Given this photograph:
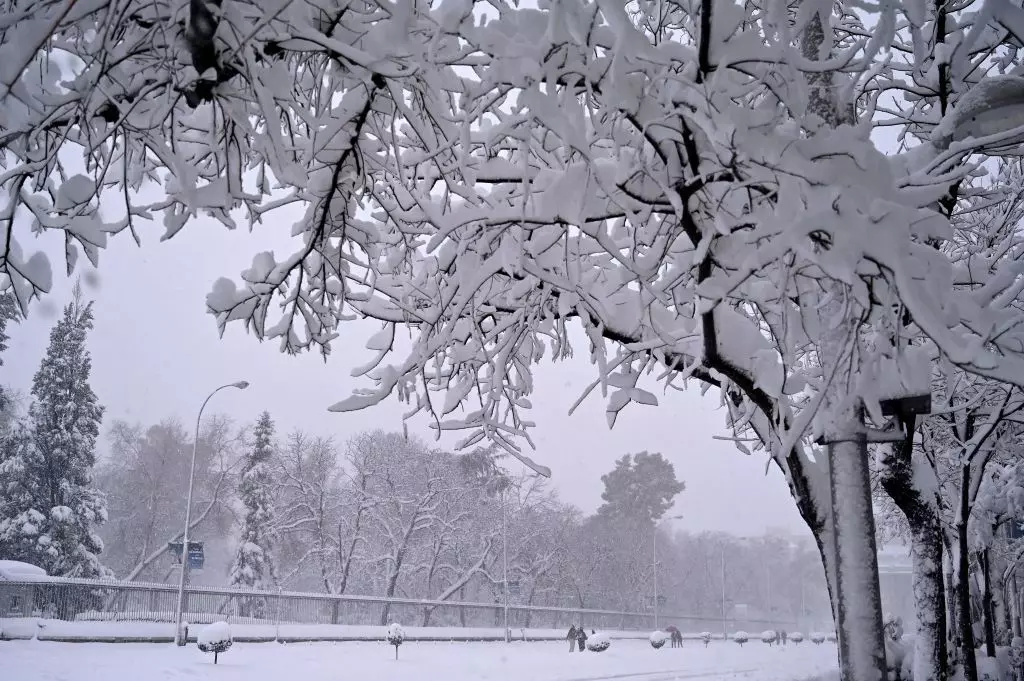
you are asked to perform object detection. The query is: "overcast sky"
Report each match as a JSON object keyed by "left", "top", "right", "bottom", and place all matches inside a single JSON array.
[{"left": 6, "top": 206, "right": 810, "bottom": 539}]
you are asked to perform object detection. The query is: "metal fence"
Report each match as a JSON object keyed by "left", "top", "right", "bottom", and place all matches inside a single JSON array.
[{"left": 0, "top": 577, "right": 795, "bottom": 636}]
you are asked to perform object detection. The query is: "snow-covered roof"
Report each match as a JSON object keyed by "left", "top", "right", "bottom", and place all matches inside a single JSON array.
[{"left": 0, "top": 560, "right": 49, "bottom": 581}]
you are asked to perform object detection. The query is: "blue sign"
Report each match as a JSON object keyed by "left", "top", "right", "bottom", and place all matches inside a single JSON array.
[{"left": 168, "top": 541, "right": 205, "bottom": 570}]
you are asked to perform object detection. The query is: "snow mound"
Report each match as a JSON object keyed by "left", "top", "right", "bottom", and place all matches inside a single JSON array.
[
  {"left": 649, "top": 630, "right": 668, "bottom": 649},
  {"left": 586, "top": 631, "right": 611, "bottom": 652},
  {"left": 0, "top": 560, "right": 48, "bottom": 580},
  {"left": 733, "top": 630, "right": 749, "bottom": 644},
  {"left": 197, "top": 621, "right": 232, "bottom": 650}
]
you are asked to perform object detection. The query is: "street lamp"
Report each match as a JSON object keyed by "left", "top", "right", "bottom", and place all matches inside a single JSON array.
[
  {"left": 653, "top": 514, "right": 684, "bottom": 630},
  {"left": 174, "top": 380, "right": 249, "bottom": 646}
]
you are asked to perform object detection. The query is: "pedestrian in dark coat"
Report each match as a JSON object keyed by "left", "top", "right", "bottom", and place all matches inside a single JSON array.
[
  {"left": 576, "top": 627, "right": 588, "bottom": 652},
  {"left": 567, "top": 625, "right": 578, "bottom": 652}
]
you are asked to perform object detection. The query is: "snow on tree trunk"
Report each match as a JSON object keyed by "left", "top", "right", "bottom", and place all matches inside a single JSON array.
[
  {"left": 911, "top": 522, "right": 948, "bottom": 681},
  {"left": 879, "top": 432, "right": 949, "bottom": 681},
  {"left": 828, "top": 419, "right": 888, "bottom": 681}
]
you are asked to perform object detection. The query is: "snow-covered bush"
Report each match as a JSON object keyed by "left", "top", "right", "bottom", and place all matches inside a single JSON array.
[
  {"left": 587, "top": 631, "right": 611, "bottom": 652},
  {"left": 733, "top": 631, "right": 749, "bottom": 646},
  {"left": 197, "top": 621, "right": 232, "bottom": 664},
  {"left": 790, "top": 632, "right": 804, "bottom": 644},
  {"left": 811, "top": 632, "right": 827, "bottom": 645},
  {"left": 701, "top": 632, "right": 713, "bottom": 647},
  {"left": 649, "top": 631, "right": 668, "bottom": 649},
  {"left": 827, "top": 632, "right": 838, "bottom": 643},
  {"left": 761, "top": 630, "right": 777, "bottom": 645},
  {"left": 387, "top": 623, "right": 405, "bottom": 659}
]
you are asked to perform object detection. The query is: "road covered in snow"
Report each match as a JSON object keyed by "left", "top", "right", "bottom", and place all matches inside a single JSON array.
[{"left": 4, "top": 637, "right": 838, "bottom": 681}]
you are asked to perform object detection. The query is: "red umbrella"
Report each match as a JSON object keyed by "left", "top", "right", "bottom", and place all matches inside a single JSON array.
[{"left": 664, "top": 625, "right": 680, "bottom": 633}]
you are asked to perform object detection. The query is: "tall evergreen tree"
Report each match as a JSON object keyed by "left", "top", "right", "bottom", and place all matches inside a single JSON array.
[
  {"left": 0, "top": 285, "right": 110, "bottom": 577},
  {"left": 229, "top": 411, "right": 277, "bottom": 590}
]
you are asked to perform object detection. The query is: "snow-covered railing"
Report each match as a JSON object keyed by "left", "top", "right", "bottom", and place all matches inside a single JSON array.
[{"left": 0, "top": 577, "right": 794, "bottom": 633}]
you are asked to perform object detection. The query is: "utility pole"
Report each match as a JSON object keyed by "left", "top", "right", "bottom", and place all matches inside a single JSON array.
[
  {"left": 502, "top": 487, "right": 509, "bottom": 644},
  {"left": 653, "top": 526, "right": 659, "bottom": 630}
]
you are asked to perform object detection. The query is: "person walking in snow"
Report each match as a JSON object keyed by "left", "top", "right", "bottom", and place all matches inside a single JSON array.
[
  {"left": 781, "top": 630, "right": 788, "bottom": 645},
  {"left": 567, "top": 625, "right": 578, "bottom": 652},
  {"left": 576, "top": 627, "right": 588, "bottom": 653}
]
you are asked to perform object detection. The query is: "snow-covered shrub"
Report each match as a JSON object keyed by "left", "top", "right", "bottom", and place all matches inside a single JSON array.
[
  {"left": 197, "top": 621, "right": 232, "bottom": 664},
  {"left": 649, "top": 630, "right": 668, "bottom": 649},
  {"left": 827, "top": 631, "right": 838, "bottom": 643},
  {"left": 761, "top": 629, "right": 777, "bottom": 645},
  {"left": 811, "top": 632, "right": 827, "bottom": 645},
  {"left": 733, "top": 631, "right": 749, "bottom": 646},
  {"left": 701, "top": 632, "right": 713, "bottom": 647},
  {"left": 587, "top": 631, "right": 611, "bottom": 652},
  {"left": 790, "top": 632, "right": 804, "bottom": 644},
  {"left": 387, "top": 623, "right": 405, "bottom": 659}
]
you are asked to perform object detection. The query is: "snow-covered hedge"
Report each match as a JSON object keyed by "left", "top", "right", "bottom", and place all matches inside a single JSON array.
[
  {"left": 810, "top": 632, "right": 827, "bottom": 644},
  {"left": 761, "top": 629, "right": 777, "bottom": 644},
  {"left": 733, "top": 631, "right": 749, "bottom": 646},
  {"left": 197, "top": 621, "right": 232, "bottom": 664},
  {"left": 649, "top": 630, "right": 668, "bottom": 649},
  {"left": 827, "top": 632, "right": 838, "bottom": 643},
  {"left": 587, "top": 631, "right": 611, "bottom": 652},
  {"left": 790, "top": 631, "right": 804, "bottom": 644}
]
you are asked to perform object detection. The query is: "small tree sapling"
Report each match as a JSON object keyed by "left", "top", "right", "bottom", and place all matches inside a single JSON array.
[
  {"left": 197, "top": 621, "right": 232, "bottom": 664},
  {"left": 387, "top": 623, "right": 405, "bottom": 660}
]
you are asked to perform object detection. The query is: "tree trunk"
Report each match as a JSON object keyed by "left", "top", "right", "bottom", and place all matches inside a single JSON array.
[
  {"left": 946, "top": 547, "right": 959, "bottom": 667},
  {"left": 879, "top": 430, "right": 948, "bottom": 681},
  {"left": 826, "top": 402, "right": 887, "bottom": 681},
  {"left": 981, "top": 549, "right": 996, "bottom": 658},
  {"left": 957, "top": 470, "right": 980, "bottom": 681}
]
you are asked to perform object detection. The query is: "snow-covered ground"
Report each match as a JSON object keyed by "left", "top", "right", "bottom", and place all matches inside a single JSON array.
[{"left": 4, "top": 637, "right": 839, "bottom": 681}]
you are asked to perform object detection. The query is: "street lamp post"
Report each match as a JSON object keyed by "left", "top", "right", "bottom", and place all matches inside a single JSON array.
[
  {"left": 502, "top": 486, "right": 509, "bottom": 644},
  {"left": 173, "top": 381, "right": 249, "bottom": 646},
  {"left": 721, "top": 544, "right": 728, "bottom": 640},
  {"left": 653, "top": 514, "right": 684, "bottom": 630}
]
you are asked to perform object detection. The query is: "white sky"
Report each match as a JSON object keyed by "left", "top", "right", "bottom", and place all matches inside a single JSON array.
[{"left": 5, "top": 210, "right": 810, "bottom": 538}]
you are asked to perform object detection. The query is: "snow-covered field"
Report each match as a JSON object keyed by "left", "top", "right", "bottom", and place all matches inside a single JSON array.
[{"left": 3, "top": 638, "right": 839, "bottom": 681}]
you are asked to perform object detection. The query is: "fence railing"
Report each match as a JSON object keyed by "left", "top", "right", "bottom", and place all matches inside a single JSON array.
[{"left": 0, "top": 576, "right": 796, "bottom": 635}]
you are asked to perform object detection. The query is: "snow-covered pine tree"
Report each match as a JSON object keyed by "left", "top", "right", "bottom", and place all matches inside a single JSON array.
[
  {"left": 0, "top": 285, "right": 109, "bottom": 578},
  {"left": 229, "top": 411, "right": 277, "bottom": 592}
]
